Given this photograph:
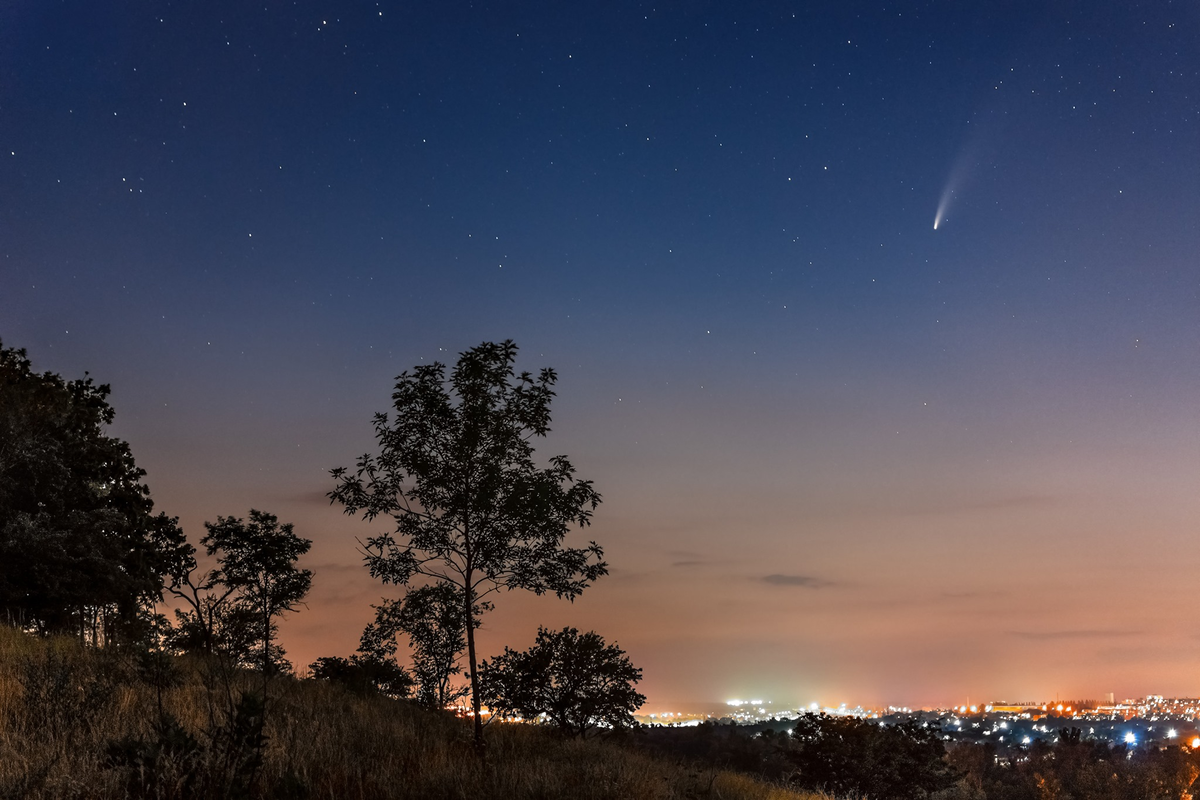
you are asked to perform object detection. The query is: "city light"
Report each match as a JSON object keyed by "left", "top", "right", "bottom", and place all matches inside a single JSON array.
[
  {"left": 726, "top": 698, "right": 770, "bottom": 709},
  {"left": 638, "top": 694, "right": 1200, "bottom": 745}
]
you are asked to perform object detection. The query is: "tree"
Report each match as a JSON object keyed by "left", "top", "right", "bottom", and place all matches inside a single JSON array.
[
  {"left": 168, "top": 510, "right": 312, "bottom": 673},
  {"left": 329, "top": 340, "right": 606, "bottom": 750},
  {"left": 0, "top": 341, "right": 188, "bottom": 643},
  {"left": 479, "top": 626, "right": 645, "bottom": 738},
  {"left": 363, "top": 583, "right": 485, "bottom": 709}
]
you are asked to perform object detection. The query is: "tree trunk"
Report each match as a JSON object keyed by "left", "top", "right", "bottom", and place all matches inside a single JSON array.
[
  {"left": 464, "top": 579, "right": 484, "bottom": 754},
  {"left": 263, "top": 595, "right": 271, "bottom": 675}
]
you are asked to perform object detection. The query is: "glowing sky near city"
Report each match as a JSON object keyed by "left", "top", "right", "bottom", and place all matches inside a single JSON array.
[{"left": 3, "top": 1, "right": 1200, "bottom": 710}]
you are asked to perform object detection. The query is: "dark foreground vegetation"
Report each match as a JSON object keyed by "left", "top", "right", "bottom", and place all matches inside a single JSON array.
[
  {"left": 0, "top": 627, "right": 817, "bottom": 800},
  {"left": 3, "top": 625, "right": 1196, "bottom": 800},
  {"left": 639, "top": 717, "right": 1200, "bottom": 800}
]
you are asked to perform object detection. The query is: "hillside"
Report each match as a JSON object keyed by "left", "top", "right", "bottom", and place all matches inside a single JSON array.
[{"left": 0, "top": 628, "right": 818, "bottom": 800}]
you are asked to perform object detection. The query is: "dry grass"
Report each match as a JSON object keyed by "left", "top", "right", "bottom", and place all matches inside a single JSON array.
[{"left": 0, "top": 628, "right": 827, "bottom": 800}]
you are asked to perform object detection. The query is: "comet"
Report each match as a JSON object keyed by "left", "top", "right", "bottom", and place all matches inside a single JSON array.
[
  {"left": 933, "top": 138, "right": 978, "bottom": 231},
  {"left": 933, "top": 186, "right": 952, "bottom": 230}
]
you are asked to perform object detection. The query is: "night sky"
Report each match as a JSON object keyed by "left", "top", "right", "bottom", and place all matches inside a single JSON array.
[{"left": 4, "top": 1, "right": 1200, "bottom": 710}]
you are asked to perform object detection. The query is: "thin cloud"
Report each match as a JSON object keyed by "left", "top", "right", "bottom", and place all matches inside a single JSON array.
[
  {"left": 604, "top": 566, "right": 652, "bottom": 585},
  {"left": 901, "top": 493, "right": 1060, "bottom": 517},
  {"left": 668, "top": 549, "right": 705, "bottom": 560},
  {"left": 941, "top": 590, "right": 1007, "bottom": 600},
  {"left": 1007, "top": 629, "right": 1142, "bottom": 641},
  {"left": 292, "top": 488, "right": 335, "bottom": 506},
  {"left": 761, "top": 574, "right": 833, "bottom": 589}
]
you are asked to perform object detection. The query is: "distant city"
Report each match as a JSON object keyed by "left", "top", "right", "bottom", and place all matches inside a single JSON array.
[{"left": 636, "top": 696, "right": 1200, "bottom": 749}]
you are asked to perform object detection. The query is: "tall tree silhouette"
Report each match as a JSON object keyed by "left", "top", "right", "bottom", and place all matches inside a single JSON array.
[
  {"left": 0, "top": 341, "right": 186, "bottom": 643},
  {"left": 330, "top": 340, "right": 606, "bottom": 750}
]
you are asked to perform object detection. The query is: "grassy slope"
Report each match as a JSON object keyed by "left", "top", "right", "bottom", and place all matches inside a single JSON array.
[{"left": 0, "top": 628, "right": 822, "bottom": 800}]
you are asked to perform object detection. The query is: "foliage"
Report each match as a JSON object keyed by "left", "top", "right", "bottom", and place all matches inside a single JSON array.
[
  {"left": 636, "top": 715, "right": 957, "bottom": 799},
  {"left": 636, "top": 717, "right": 1199, "bottom": 799},
  {"left": 636, "top": 721, "right": 799, "bottom": 779},
  {"left": 104, "top": 711, "right": 206, "bottom": 800},
  {"left": 946, "top": 729, "right": 1200, "bottom": 800},
  {"left": 167, "top": 510, "right": 312, "bottom": 673},
  {"left": 169, "top": 600, "right": 264, "bottom": 668},
  {"left": 104, "top": 689, "right": 266, "bottom": 800},
  {"left": 0, "top": 341, "right": 188, "bottom": 643},
  {"left": 12, "top": 638, "right": 123, "bottom": 745},
  {"left": 329, "top": 340, "right": 607, "bottom": 748},
  {"left": 480, "top": 626, "right": 645, "bottom": 738},
  {"left": 787, "top": 714, "right": 956, "bottom": 799},
  {"left": 308, "top": 654, "right": 414, "bottom": 698},
  {"left": 362, "top": 583, "right": 483, "bottom": 709}
]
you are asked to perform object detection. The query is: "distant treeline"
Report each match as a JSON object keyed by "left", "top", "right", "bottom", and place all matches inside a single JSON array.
[{"left": 635, "top": 716, "right": 1200, "bottom": 800}]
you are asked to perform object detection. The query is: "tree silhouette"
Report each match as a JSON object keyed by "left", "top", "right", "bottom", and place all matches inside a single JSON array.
[
  {"left": 168, "top": 510, "right": 312, "bottom": 673},
  {"left": 0, "top": 341, "right": 187, "bottom": 643},
  {"left": 479, "top": 626, "right": 645, "bottom": 738},
  {"left": 329, "top": 340, "right": 606, "bottom": 750}
]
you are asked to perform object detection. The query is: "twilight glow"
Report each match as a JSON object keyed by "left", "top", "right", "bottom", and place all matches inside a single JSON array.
[{"left": 3, "top": 1, "right": 1200, "bottom": 711}]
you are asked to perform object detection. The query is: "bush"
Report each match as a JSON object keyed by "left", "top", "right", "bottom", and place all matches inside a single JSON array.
[
  {"left": 480, "top": 626, "right": 645, "bottom": 738},
  {"left": 307, "top": 655, "right": 413, "bottom": 698}
]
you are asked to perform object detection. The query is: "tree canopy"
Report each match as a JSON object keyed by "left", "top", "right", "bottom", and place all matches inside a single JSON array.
[
  {"left": 329, "top": 340, "right": 607, "bottom": 749},
  {"left": 0, "top": 341, "right": 187, "bottom": 643},
  {"left": 480, "top": 626, "right": 645, "bottom": 738}
]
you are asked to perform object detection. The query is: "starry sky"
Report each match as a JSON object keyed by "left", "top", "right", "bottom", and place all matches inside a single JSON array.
[{"left": 3, "top": 1, "right": 1200, "bottom": 710}]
